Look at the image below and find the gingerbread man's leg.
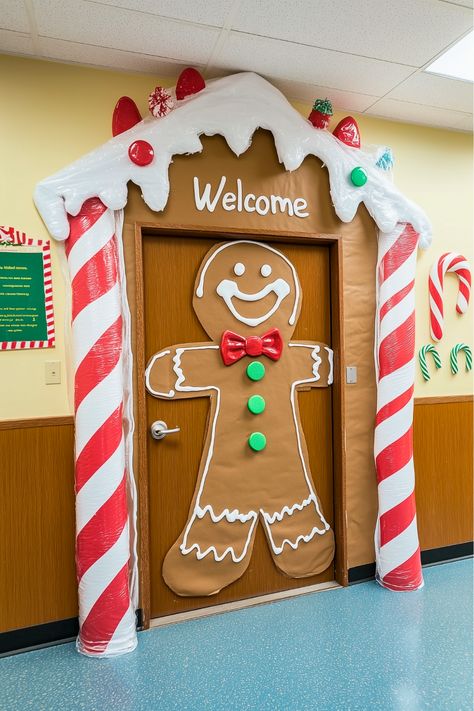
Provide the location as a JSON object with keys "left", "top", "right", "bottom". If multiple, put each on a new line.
{"left": 260, "top": 496, "right": 335, "bottom": 578}
{"left": 163, "top": 508, "right": 259, "bottom": 596}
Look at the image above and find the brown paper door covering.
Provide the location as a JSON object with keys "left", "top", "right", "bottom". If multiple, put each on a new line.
{"left": 123, "top": 130, "right": 379, "bottom": 622}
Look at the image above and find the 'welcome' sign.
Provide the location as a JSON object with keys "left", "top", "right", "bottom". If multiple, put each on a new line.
{"left": 193, "top": 176, "right": 309, "bottom": 218}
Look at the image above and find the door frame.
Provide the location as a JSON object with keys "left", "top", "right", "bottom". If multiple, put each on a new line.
{"left": 134, "top": 222, "right": 347, "bottom": 628}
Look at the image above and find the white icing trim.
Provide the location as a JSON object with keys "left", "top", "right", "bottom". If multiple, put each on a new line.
{"left": 196, "top": 240, "right": 300, "bottom": 326}
{"left": 264, "top": 525, "right": 329, "bottom": 556}
{"left": 261, "top": 492, "right": 317, "bottom": 525}
{"left": 325, "top": 346, "right": 334, "bottom": 385}
{"left": 145, "top": 350, "right": 175, "bottom": 398}
{"left": 181, "top": 516, "right": 259, "bottom": 563}
{"left": 196, "top": 505, "right": 256, "bottom": 523}
{"left": 216, "top": 277, "right": 290, "bottom": 327}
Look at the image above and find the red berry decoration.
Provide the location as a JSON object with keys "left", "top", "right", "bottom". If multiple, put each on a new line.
{"left": 308, "top": 98, "right": 333, "bottom": 129}
{"left": 176, "top": 67, "right": 205, "bottom": 101}
{"left": 128, "top": 140, "right": 154, "bottom": 166}
{"left": 112, "top": 96, "right": 142, "bottom": 137}
{"left": 333, "top": 116, "right": 361, "bottom": 149}
{"left": 148, "top": 86, "right": 174, "bottom": 118}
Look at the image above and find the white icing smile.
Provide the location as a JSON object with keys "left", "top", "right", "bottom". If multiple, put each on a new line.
{"left": 216, "top": 278, "right": 290, "bottom": 327}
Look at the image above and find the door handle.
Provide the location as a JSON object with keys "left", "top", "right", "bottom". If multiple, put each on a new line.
{"left": 150, "top": 420, "right": 180, "bottom": 441}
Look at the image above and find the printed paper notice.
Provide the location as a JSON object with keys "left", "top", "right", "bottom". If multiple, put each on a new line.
{"left": 0, "top": 251, "right": 48, "bottom": 342}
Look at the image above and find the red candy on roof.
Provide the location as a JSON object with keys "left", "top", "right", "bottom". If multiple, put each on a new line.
{"left": 112, "top": 96, "right": 142, "bottom": 137}
{"left": 176, "top": 67, "right": 206, "bottom": 101}
{"left": 332, "top": 116, "right": 361, "bottom": 148}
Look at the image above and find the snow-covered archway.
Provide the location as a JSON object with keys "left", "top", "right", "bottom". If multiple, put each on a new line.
{"left": 34, "top": 72, "right": 430, "bottom": 656}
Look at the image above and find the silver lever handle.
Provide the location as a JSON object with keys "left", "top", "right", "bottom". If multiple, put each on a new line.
{"left": 150, "top": 420, "right": 180, "bottom": 441}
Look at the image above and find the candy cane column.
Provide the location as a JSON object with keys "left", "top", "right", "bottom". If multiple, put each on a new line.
{"left": 66, "top": 197, "right": 137, "bottom": 656}
{"left": 374, "top": 222, "right": 423, "bottom": 591}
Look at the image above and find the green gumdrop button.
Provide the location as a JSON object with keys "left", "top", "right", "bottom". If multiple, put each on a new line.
{"left": 248, "top": 432, "right": 267, "bottom": 451}
{"left": 350, "top": 166, "right": 368, "bottom": 187}
{"left": 247, "top": 395, "right": 266, "bottom": 415}
{"left": 246, "top": 361, "right": 265, "bottom": 381}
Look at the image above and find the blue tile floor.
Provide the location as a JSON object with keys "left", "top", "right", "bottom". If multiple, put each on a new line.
{"left": 1, "top": 559, "right": 472, "bottom": 711}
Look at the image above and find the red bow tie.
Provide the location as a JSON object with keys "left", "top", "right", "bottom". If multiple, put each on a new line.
{"left": 220, "top": 328, "right": 283, "bottom": 366}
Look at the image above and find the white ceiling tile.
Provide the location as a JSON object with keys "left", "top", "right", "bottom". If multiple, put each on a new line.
{"left": 32, "top": 0, "right": 219, "bottom": 64}
{"left": 452, "top": 113, "right": 473, "bottom": 131}
{"left": 273, "top": 78, "right": 379, "bottom": 113}
{"left": 233, "top": 0, "right": 473, "bottom": 66}
{"left": 83, "top": 0, "right": 235, "bottom": 27}
{"left": 388, "top": 72, "right": 473, "bottom": 113}
{"left": 215, "top": 32, "right": 414, "bottom": 96}
{"left": 37, "top": 37, "right": 199, "bottom": 76}
{"left": 0, "top": 0, "right": 30, "bottom": 32}
{"left": 0, "top": 29, "right": 35, "bottom": 55}
{"left": 366, "top": 97, "right": 471, "bottom": 129}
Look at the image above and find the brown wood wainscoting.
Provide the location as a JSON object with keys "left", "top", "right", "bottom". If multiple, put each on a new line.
{"left": 414, "top": 394, "right": 473, "bottom": 550}
{"left": 0, "top": 416, "right": 77, "bottom": 634}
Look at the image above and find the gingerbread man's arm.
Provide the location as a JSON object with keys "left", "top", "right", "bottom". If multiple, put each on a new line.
{"left": 287, "top": 341, "right": 333, "bottom": 387}
{"left": 145, "top": 343, "right": 222, "bottom": 399}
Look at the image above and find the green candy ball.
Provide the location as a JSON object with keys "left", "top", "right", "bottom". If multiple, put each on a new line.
{"left": 246, "top": 361, "right": 265, "bottom": 381}
{"left": 350, "top": 166, "right": 368, "bottom": 187}
{"left": 248, "top": 432, "right": 267, "bottom": 452}
{"left": 247, "top": 395, "right": 266, "bottom": 415}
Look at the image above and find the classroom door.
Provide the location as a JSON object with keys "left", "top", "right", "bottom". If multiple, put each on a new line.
{"left": 142, "top": 233, "right": 335, "bottom": 619}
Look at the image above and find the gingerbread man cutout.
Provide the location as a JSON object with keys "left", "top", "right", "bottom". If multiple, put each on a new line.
{"left": 146, "top": 240, "right": 334, "bottom": 596}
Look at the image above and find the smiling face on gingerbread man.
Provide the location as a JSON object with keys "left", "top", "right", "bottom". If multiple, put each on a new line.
{"left": 194, "top": 241, "right": 301, "bottom": 341}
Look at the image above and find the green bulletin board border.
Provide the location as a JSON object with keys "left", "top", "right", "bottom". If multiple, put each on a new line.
{"left": 0, "top": 226, "right": 55, "bottom": 350}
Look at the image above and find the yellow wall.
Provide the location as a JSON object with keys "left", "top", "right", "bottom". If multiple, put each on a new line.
{"left": 0, "top": 55, "right": 472, "bottom": 419}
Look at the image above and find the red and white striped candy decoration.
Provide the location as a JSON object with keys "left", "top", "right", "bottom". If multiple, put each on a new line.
{"left": 374, "top": 222, "right": 423, "bottom": 591}
{"left": 66, "top": 198, "right": 136, "bottom": 656}
{"left": 429, "top": 252, "right": 471, "bottom": 341}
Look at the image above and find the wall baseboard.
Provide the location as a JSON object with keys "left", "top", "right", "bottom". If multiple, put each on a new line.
{"left": 0, "top": 617, "right": 78, "bottom": 656}
{"left": 348, "top": 542, "right": 474, "bottom": 584}
{"left": 0, "top": 610, "right": 143, "bottom": 657}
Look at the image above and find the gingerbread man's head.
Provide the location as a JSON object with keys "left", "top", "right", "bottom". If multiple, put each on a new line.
{"left": 193, "top": 241, "right": 301, "bottom": 341}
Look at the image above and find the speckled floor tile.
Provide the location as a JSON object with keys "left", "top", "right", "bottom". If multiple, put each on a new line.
{"left": 0, "top": 559, "right": 472, "bottom": 711}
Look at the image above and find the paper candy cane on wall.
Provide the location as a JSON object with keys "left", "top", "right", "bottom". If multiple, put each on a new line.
{"left": 429, "top": 253, "right": 471, "bottom": 341}
{"left": 450, "top": 343, "right": 472, "bottom": 374}
{"left": 66, "top": 198, "right": 137, "bottom": 657}
{"left": 418, "top": 344, "right": 441, "bottom": 381}
{"left": 374, "top": 223, "right": 423, "bottom": 591}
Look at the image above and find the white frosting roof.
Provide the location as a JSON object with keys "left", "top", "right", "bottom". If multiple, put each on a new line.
{"left": 34, "top": 72, "right": 431, "bottom": 247}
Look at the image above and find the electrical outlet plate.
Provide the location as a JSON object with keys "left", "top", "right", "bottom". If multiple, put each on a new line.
{"left": 45, "top": 361, "right": 61, "bottom": 384}
{"left": 346, "top": 366, "right": 357, "bottom": 384}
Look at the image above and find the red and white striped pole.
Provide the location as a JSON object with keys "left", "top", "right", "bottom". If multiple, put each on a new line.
{"left": 66, "top": 197, "right": 137, "bottom": 655}
{"left": 374, "top": 222, "right": 423, "bottom": 591}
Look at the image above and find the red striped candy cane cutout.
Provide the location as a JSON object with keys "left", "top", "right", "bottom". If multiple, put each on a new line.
{"left": 429, "top": 252, "right": 471, "bottom": 341}
{"left": 374, "top": 223, "right": 423, "bottom": 591}
{"left": 66, "top": 198, "right": 137, "bottom": 656}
